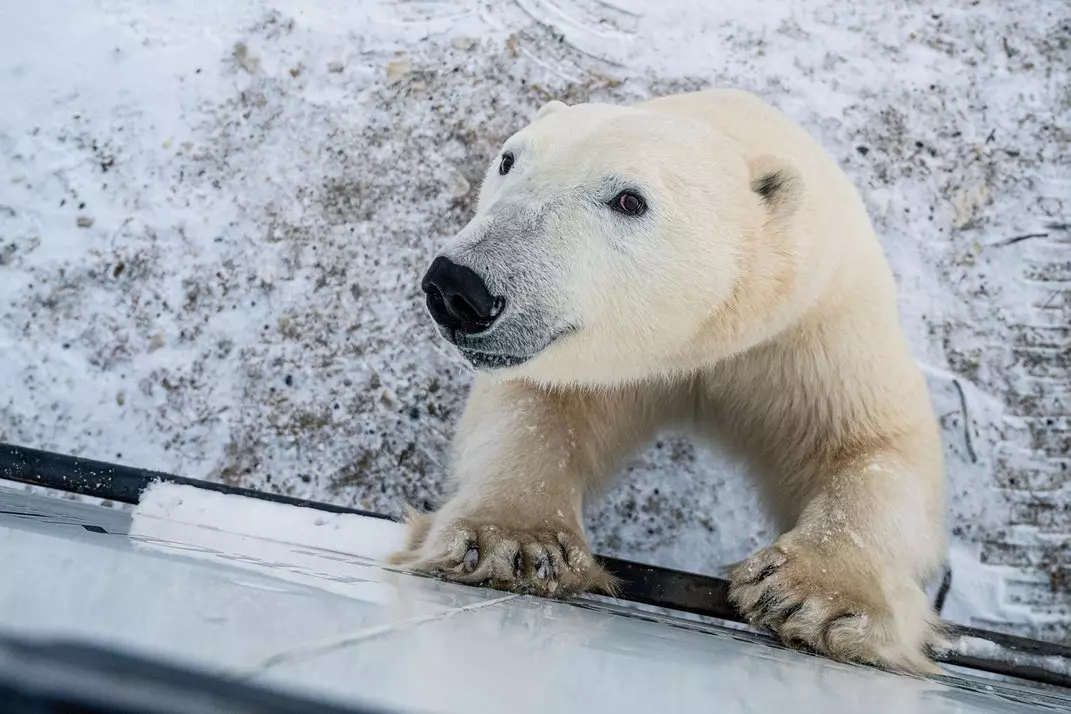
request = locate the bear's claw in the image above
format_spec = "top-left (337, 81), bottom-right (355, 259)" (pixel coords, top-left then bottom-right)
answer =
top-left (390, 517), bottom-right (616, 598)
top-left (728, 541), bottom-right (943, 675)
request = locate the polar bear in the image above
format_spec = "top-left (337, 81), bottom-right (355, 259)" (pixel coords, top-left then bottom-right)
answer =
top-left (390, 89), bottom-right (947, 674)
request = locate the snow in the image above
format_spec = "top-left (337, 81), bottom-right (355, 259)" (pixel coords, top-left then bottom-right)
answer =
top-left (952, 635), bottom-right (1071, 679)
top-left (136, 480), bottom-right (405, 562)
top-left (941, 539), bottom-right (1071, 641)
top-left (1, 0), bottom-right (1068, 641)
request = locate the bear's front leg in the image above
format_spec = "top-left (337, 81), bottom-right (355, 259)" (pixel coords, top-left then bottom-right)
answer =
top-left (728, 447), bottom-right (946, 674)
top-left (390, 375), bottom-right (677, 598)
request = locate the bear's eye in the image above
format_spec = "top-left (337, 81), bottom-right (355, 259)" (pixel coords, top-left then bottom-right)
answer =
top-left (610, 191), bottom-right (646, 216)
top-left (498, 152), bottom-right (515, 176)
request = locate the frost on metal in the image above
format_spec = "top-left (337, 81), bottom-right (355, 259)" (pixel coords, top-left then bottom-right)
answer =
top-left (0, 1), bottom-right (1068, 640)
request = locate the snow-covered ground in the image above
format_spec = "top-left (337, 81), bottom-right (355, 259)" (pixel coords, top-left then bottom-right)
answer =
top-left (1, 0), bottom-right (1068, 642)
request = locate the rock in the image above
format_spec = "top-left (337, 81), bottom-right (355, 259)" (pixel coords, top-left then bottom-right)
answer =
top-left (257, 264), bottom-right (275, 286)
top-left (951, 184), bottom-right (989, 229)
top-left (232, 42), bottom-right (260, 74)
top-left (386, 57), bottom-right (411, 85)
top-left (444, 166), bottom-right (471, 198)
top-left (380, 387), bottom-right (397, 409)
top-left (76, 216), bottom-right (94, 228)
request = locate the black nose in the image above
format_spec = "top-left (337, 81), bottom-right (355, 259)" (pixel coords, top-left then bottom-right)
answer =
top-left (421, 256), bottom-right (503, 334)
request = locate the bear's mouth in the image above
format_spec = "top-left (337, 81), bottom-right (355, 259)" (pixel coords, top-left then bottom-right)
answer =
top-left (457, 349), bottom-right (531, 370)
top-left (449, 325), bottom-right (576, 371)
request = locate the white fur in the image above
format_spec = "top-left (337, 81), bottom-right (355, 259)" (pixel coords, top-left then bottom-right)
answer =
top-left (391, 90), bottom-right (947, 674)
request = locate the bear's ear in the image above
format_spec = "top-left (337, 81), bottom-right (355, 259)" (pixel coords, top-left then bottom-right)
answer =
top-left (534, 99), bottom-right (569, 121)
top-left (749, 155), bottom-right (803, 219)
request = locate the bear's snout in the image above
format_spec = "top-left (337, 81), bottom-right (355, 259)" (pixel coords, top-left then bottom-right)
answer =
top-left (421, 256), bottom-right (504, 335)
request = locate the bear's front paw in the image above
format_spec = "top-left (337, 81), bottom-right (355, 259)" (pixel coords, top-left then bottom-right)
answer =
top-left (728, 541), bottom-right (942, 674)
top-left (389, 516), bottom-right (615, 598)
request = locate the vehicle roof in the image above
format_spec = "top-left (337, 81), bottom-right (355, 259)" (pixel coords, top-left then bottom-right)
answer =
top-left (2, 485), bottom-right (1068, 714)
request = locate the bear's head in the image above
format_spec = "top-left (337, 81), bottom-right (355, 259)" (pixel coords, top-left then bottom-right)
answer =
top-left (421, 98), bottom-right (802, 387)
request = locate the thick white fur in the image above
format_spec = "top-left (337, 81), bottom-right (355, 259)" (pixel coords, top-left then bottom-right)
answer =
top-left (391, 90), bottom-right (947, 674)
